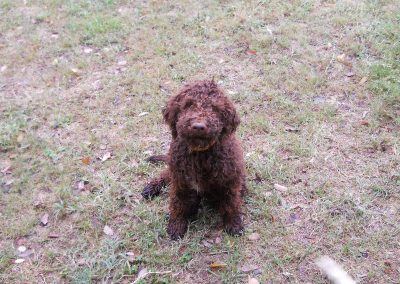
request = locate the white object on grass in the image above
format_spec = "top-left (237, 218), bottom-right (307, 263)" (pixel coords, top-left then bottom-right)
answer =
top-left (315, 256), bottom-right (356, 284)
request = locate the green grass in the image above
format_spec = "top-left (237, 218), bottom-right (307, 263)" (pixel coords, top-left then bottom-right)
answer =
top-left (0, 0), bottom-right (399, 283)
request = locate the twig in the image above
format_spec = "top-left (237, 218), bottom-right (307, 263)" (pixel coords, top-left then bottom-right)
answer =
top-left (324, 54), bottom-right (335, 75)
top-left (209, 250), bottom-right (228, 255)
top-left (132, 270), bottom-right (172, 284)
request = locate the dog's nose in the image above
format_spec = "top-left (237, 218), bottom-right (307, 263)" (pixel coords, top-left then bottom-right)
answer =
top-left (192, 122), bottom-right (206, 131)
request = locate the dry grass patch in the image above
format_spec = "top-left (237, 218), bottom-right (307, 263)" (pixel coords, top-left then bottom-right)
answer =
top-left (1, 0), bottom-right (399, 283)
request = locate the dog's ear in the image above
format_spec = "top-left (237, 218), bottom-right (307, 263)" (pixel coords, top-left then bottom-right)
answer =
top-left (221, 99), bottom-right (240, 137)
top-left (163, 93), bottom-right (184, 138)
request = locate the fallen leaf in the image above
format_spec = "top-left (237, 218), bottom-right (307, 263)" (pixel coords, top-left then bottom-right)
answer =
top-left (358, 76), bottom-right (368, 85)
top-left (17, 134), bottom-right (24, 143)
top-left (248, 277), bottom-right (260, 284)
top-left (336, 54), bottom-right (352, 67)
top-left (246, 49), bottom-right (257, 55)
top-left (40, 213), bottom-right (49, 226)
top-left (70, 68), bottom-right (81, 74)
top-left (101, 152), bottom-right (111, 162)
top-left (274, 183), bottom-right (288, 192)
top-left (360, 120), bottom-right (369, 126)
top-left (14, 259), bottom-right (25, 264)
top-left (137, 268), bottom-right (148, 279)
top-left (103, 225), bottom-right (114, 236)
top-left (209, 262), bottom-right (227, 270)
top-left (48, 233), bottom-right (60, 238)
top-left (248, 232), bottom-right (260, 241)
top-left (126, 252), bottom-right (135, 263)
top-left (81, 157), bottom-right (90, 165)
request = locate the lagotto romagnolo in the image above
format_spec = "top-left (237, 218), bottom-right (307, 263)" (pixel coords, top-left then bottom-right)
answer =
top-left (142, 80), bottom-right (246, 240)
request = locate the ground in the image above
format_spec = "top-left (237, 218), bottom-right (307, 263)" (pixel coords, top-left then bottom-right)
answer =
top-left (0, 0), bottom-right (399, 283)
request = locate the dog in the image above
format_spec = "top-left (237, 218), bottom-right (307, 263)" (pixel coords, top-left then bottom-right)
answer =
top-left (142, 80), bottom-right (246, 240)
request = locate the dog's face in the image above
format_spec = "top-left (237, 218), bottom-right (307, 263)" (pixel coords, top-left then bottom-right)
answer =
top-left (163, 80), bottom-right (240, 151)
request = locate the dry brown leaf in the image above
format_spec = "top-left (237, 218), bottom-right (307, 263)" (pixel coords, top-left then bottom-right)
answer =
top-left (101, 152), bottom-right (111, 162)
top-left (246, 49), bottom-right (257, 55)
top-left (336, 54), bottom-right (352, 67)
top-left (81, 157), bottom-right (90, 165)
top-left (248, 232), bottom-right (260, 241)
top-left (360, 120), bottom-right (369, 126)
top-left (48, 233), bottom-right (60, 238)
top-left (358, 76), bottom-right (368, 85)
top-left (17, 134), bottom-right (24, 143)
top-left (40, 213), bottom-right (49, 226)
top-left (209, 262), bottom-right (227, 270)
top-left (103, 225), bottom-right (114, 236)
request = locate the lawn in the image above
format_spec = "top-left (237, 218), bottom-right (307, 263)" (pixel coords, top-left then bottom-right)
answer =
top-left (0, 0), bottom-right (399, 283)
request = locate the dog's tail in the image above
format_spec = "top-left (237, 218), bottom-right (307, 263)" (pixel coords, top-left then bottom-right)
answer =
top-left (146, 154), bottom-right (168, 164)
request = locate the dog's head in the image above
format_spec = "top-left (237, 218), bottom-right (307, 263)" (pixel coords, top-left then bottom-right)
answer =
top-left (163, 80), bottom-right (240, 152)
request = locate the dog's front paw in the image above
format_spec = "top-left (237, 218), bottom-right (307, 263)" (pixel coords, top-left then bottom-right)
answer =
top-left (167, 218), bottom-right (188, 240)
top-left (224, 216), bottom-right (244, 236)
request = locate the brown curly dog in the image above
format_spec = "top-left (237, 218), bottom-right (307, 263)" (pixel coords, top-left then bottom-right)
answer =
top-left (142, 80), bottom-right (246, 240)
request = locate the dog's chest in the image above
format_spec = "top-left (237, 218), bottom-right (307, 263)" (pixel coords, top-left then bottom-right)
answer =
top-left (188, 179), bottom-right (203, 193)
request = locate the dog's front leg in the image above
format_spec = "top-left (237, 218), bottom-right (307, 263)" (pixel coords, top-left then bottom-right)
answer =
top-left (219, 188), bottom-right (244, 236)
top-left (167, 185), bottom-right (200, 240)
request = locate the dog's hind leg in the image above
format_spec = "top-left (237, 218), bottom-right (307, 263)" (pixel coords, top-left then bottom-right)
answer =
top-left (142, 169), bottom-right (171, 199)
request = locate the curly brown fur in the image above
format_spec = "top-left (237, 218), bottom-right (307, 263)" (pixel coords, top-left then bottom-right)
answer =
top-left (142, 80), bottom-right (246, 240)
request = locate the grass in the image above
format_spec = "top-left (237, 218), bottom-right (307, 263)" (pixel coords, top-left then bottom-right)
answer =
top-left (0, 0), bottom-right (399, 283)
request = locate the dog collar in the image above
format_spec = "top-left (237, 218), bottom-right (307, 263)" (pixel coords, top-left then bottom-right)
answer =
top-left (189, 139), bottom-right (216, 152)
